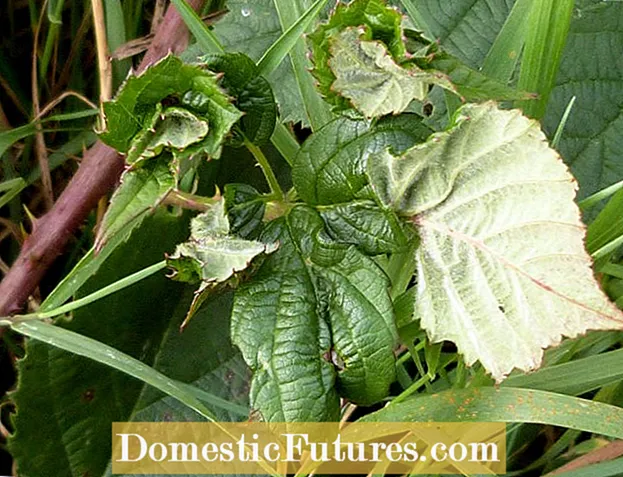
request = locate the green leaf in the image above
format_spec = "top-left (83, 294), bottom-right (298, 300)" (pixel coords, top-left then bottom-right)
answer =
top-left (10, 320), bottom-right (219, 421)
top-left (361, 387), bottom-right (623, 440)
top-left (9, 213), bottom-right (251, 477)
top-left (224, 183), bottom-right (266, 239)
top-left (95, 160), bottom-right (174, 251)
top-left (399, 0), bottom-right (515, 69)
top-left (204, 52), bottom-right (277, 146)
top-left (292, 114), bottom-right (431, 206)
top-left (100, 54), bottom-right (241, 160)
top-left (542, 1), bottom-right (623, 201)
top-left (210, 0), bottom-right (313, 127)
top-left (231, 207), bottom-right (339, 422)
top-left (368, 102), bottom-right (623, 382)
top-left (232, 206), bottom-right (397, 420)
top-left (318, 200), bottom-right (409, 255)
top-left (327, 27), bottom-right (432, 118)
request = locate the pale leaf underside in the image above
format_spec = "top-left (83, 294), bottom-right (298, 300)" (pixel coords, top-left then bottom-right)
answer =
top-left (329, 27), bottom-right (428, 118)
top-left (369, 102), bottom-right (623, 381)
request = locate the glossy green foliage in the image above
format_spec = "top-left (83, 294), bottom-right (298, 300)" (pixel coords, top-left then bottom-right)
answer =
top-left (204, 52), bottom-right (277, 146)
top-left (231, 206), bottom-right (397, 420)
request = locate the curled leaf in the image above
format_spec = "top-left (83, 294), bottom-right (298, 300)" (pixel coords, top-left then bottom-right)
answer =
top-left (168, 201), bottom-right (277, 326)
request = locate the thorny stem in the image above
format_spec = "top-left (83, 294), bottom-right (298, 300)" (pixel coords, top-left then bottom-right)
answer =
top-left (0, 0), bottom-right (207, 319)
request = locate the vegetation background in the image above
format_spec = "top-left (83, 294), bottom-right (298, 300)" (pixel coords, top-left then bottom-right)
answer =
top-left (2, 0), bottom-right (623, 476)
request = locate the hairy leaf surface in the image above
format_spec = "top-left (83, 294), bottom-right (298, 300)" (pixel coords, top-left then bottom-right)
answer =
top-left (309, 0), bottom-right (406, 112)
top-left (168, 201), bottom-right (277, 324)
top-left (168, 201), bottom-right (277, 286)
top-left (328, 27), bottom-right (430, 118)
top-left (231, 206), bottom-right (397, 420)
top-left (369, 102), bottom-right (623, 381)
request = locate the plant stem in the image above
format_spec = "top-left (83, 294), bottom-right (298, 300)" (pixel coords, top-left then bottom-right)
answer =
top-left (244, 137), bottom-right (285, 201)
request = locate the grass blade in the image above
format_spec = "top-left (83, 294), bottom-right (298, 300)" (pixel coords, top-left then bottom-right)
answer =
top-left (257, 0), bottom-right (329, 77)
top-left (552, 95), bottom-right (576, 148)
top-left (272, 0), bottom-right (333, 131)
top-left (169, 0), bottom-right (224, 54)
top-left (364, 387), bottom-right (623, 439)
top-left (481, 0), bottom-right (533, 82)
top-left (504, 348), bottom-right (623, 396)
top-left (580, 179), bottom-right (623, 210)
top-left (0, 177), bottom-right (26, 209)
top-left (10, 320), bottom-right (225, 420)
top-left (517, 0), bottom-right (574, 118)
top-left (4, 261), bottom-right (169, 322)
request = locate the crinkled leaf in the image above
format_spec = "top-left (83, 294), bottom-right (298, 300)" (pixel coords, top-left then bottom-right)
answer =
top-left (204, 53), bottom-right (277, 146)
top-left (309, 0), bottom-right (406, 112)
top-left (231, 206), bottom-right (397, 420)
top-left (168, 201), bottom-right (277, 325)
top-left (319, 200), bottom-right (409, 255)
top-left (168, 200), bottom-right (277, 286)
top-left (95, 161), bottom-right (174, 251)
top-left (126, 106), bottom-right (210, 166)
top-left (231, 208), bottom-right (339, 422)
top-left (329, 27), bottom-right (434, 118)
top-left (99, 54), bottom-right (241, 161)
top-left (368, 102), bottom-right (623, 381)
top-left (312, 243), bottom-right (398, 405)
top-left (293, 114), bottom-right (431, 205)
top-left (224, 183), bottom-right (266, 239)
